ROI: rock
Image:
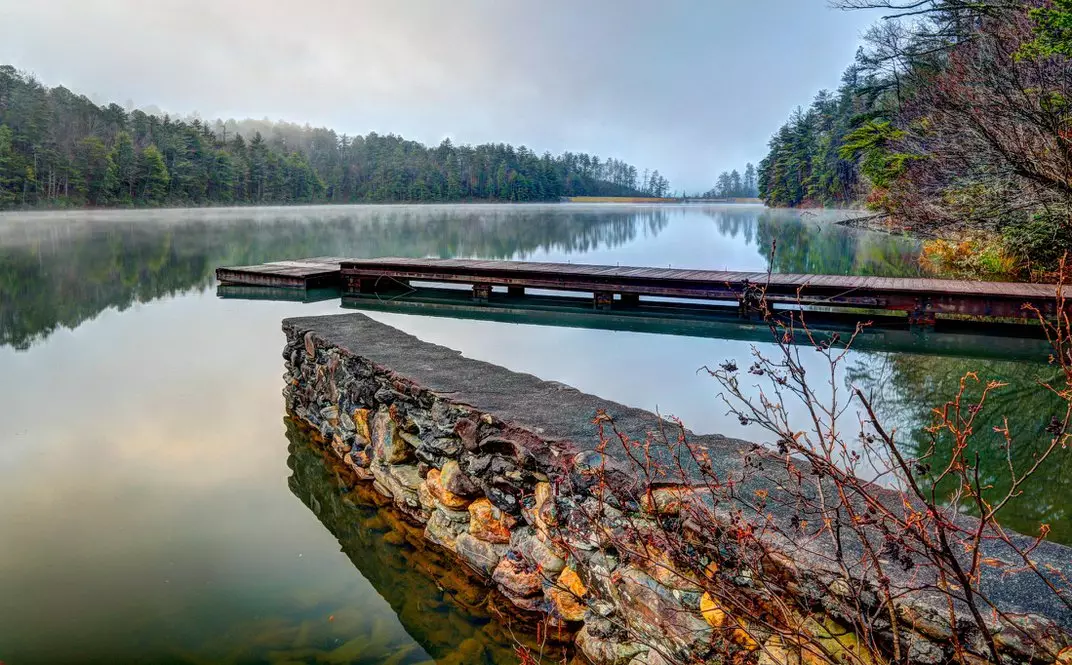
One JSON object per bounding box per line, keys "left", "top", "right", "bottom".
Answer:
{"left": 425, "top": 507, "right": 468, "bottom": 551}
{"left": 437, "top": 504, "right": 471, "bottom": 524}
{"left": 547, "top": 584, "right": 586, "bottom": 622}
{"left": 371, "top": 462, "right": 422, "bottom": 514}
{"left": 331, "top": 433, "right": 353, "bottom": 457}
{"left": 417, "top": 480, "right": 438, "bottom": 512}
{"left": 371, "top": 409, "right": 414, "bottom": 464}
{"left": 798, "top": 615, "right": 875, "bottom": 665}
{"left": 615, "top": 566, "right": 711, "bottom": 657}
{"left": 492, "top": 555, "right": 543, "bottom": 598}
{"left": 387, "top": 464, "right": 423, "bottom": 492}
{"left": 320, "top": 405, "right": 340, "bottom": 425}
{"left": 337, "top": 408, "right": 355, "bottom": 433}
{"left": 352, "top": 408, "right": 372, "bottom": 442}
{"left": 484, "top": 482, "right": 522, "bottom": 517}
{"left": 994, "top": 613, "right": 1067, "bottom": 658}
{"left": 574, "top": 450, "right": 608, "bottom": 475}
{"left": 585, "top": 612, "right": 621, "bottom": 639}
{"left": 441, "top": 460, "right": 481, "bottom": 497}
{"left": 426, "top": 469, "right": 472, "bottom": 510}
{"left": 454, "top": 532, "right": 508, "bottom": 578}
{"left": 904, "top": 633, "right": 945, "bottom": 665}
{"left": 1058, "top": 647, "right": 1072, "bottom": 665}
{"left": 629, "top": 651, "right": 672, "bottom": 665}
{"left": 454, "top": 418, "right": 479, "bottom": 450}
{"left": 640, "top": 485, "right": 699, "bottom": 516}
{"left": 468, "top": 498, "right": 514, "bottom": 544}
{"left": 304, "top": 331, "right": 316, "bottom": 358}
{"left": 345, "top": 454, "right": 375, "bottom": 481}
{"left": 700, "top": 592, "right": 726, "bottom": 629}
{"left": 635, "top": 542, "right": 702, "bottom": 592}
{"left": 757, "top": 636, "right": 802, "bottom": 665}
{"left": 575, "top": 626, "right": 647, "bottom": 665}
{"left": 522, "top": 481, "right": 556, "bottom": 536}
{"left": 897, "top": 604, "right": 953, "bottom": 641}
{"left": 574, "top": 550, "right": 620, "bottom": 601}
{"left": 559, "top": 566, "right": 588, "bottom": 597}
{"left": 348, "top": 446, "right": 372, "bottom": 468}
{"left": 512, "top": 528, "right": 565, "bottom": 580}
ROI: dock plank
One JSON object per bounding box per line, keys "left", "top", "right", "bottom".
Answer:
{"left": 216, "top": 256, "right": 1069, "bottom": 319}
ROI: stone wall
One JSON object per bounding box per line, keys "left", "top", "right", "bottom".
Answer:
{"left": 282, "top": 313, "right": 1072, "bottom": 665}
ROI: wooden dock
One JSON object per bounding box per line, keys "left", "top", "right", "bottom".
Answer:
{"left": 215, "top": 257, "right": 347, "bottom": 289}
{"left": 215, "top": 257, "right": 1070, "bottom": 322}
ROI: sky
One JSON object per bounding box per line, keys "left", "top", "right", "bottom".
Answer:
{"left": 0, "top": 0, "right": 878, "bottom": 192}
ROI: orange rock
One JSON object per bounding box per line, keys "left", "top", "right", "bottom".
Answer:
{"left": 731, "top": 626, "right": 759, "bottom": 651}
{"left": 559, "top": 566, "right": 588, "bottom": 598}
{"left": 352, "top": 408, "right": 371, "bottom": 442}
{"left": 468, "top": 498, "right": 513, "bottom": 544}
{"left": 426, "top": 469, "right": 472, "bottom": 510}
{"left": 547, "top": 584, "right": 587, "bottom": 622}
{"left": 700, "top": 592, "right": 727, "bottom": 629}
{"left": 1058, "top": 647, "right": 1072, "bottom": 665}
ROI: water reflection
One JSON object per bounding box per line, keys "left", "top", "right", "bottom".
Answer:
{"left": 3, "top": 203, "right": 1066, "bottom": 664}
{"left": 286, "top": 418, "right": 568, "bottom": 665}
{"left": 853, "top": 353, "right": 1072, "bottom": 542}
{"left": 0, "top": 204, "right": 916, "bottom": 350}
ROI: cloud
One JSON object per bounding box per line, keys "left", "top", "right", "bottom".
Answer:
{"left": 0, "top": 0, "right": 878, "bottom": 190}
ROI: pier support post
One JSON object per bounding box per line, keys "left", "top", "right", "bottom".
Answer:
{"left": 909, "top": 297, "right": 936, "bottom": 329}
{"left": 346, "top": 276, "right": 378, "bottom": 295}
{"left": 594, "top": 291, "right": 614, "bottom": 311}
{"left": 472, "top": 283, "right": 492, "bottom": 303}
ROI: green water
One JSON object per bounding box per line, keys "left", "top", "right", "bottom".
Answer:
{"left": 0, "top": 203, "right": 1066, "bottom": 664}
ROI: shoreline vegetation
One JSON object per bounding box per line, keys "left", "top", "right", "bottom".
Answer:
{"left": 757, "top": 0, "right": 1072, "bottom": 282}
{"left": 0, "top": 65, "right": 673, "bottom": 211}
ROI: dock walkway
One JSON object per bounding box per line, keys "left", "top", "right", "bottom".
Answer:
{"left": 216, "top": 257, "right": 1069, "bottom": 322}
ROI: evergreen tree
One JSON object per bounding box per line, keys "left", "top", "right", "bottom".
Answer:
{"left": 137, "top": 144, "right": 170, "bottom": 204}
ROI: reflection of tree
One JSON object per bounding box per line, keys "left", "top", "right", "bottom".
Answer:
{"left": 285, "top": 418, "right": 552, "bottom": 665}
{"left": 0, "top": 207, "right": 668, "bottom": 349}
{"left": 750, "top": 211, "right": 921, "bottom": 276}
{"left": 853, "top": 353, "right": 1072, "bottom": 543}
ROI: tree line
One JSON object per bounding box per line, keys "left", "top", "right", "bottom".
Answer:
{"left": 703, "top": 163, "right": 758, "bottom": 199}
{"left": 758, "top": 0, "right": 1072, "bottom": 273}
{"left": 0, "top": 65, "right": 667, "bottom": 208}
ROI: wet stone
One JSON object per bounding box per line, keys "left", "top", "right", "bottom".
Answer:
{"left": 512, "top": 528, "right": 566, "bottom": 580}
{"left": 371, "top": 409, "right": 414, "bottom": 464}
{"left": 468, "top": 498, "right": 514, "bottom": 544}
{"left": 453, "top": 418, "right": 480, "bottom": 450}
{"left": 492, "top": 555, "right": 544, "bottom": 598}
{"left": 576, "top": 626, "right": 647, "bottom": 665}
{"left": 441, "top": 460, "right": 481, "bottom": 497}
{"left": 455, "top": 533, "right": 508, "bottom": 579}
{"left": 425, "top": 507, "right": 468, "bottom": 551}
{"left": 426, "top": 469, "right": 472, "bottom": 510}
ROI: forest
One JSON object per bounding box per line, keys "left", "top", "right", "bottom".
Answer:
{"left": 702, "top": 163, "right": 759, "bottom": 199}
{"left": 758, "top": 0, "right": 1072, "bottom": 276}
{"left": 0, "top": 65, "right": 665, "bottom": 208}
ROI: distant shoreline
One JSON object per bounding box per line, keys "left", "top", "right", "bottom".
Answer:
{"left": 0, "top": 198, "right": 769, "bottom": 215}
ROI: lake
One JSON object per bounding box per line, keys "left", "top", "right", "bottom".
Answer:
{"left": 0, "top": 203, "right": 1066, "bottom": 664}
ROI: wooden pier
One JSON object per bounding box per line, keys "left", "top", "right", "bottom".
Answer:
{"left": 215, "top": 257, "right": 1070, "bottom": 322}
{"left": 215, "top": 257, "right": 347, "bottom": 289}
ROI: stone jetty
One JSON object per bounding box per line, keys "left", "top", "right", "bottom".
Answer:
{"left": 282, "top": 313, "right": 1072, "bottom": 665}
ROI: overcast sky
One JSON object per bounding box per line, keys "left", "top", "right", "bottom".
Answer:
{"left": 1, "top": 0, "right": 878, "bottom": 191}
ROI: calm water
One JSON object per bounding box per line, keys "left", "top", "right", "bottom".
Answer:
{"left": 0, "top": 204, "right": 1067, "bottom": 664}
